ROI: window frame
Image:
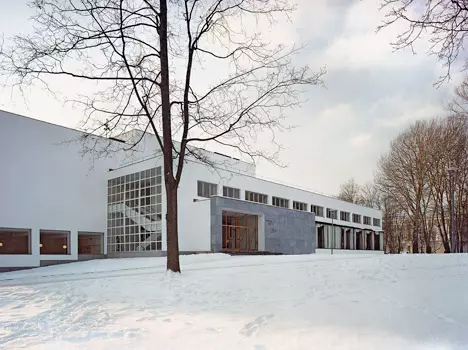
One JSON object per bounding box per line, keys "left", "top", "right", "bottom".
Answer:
{"left": 352, "top": 213, "right": 362, "bottom": 224}
{"left": 39, "top": 229, "right": 71, "bottom": 255}
{"left": 245, "top": 190, "right": 268, "bottom": 204}
{"left": 340, "top": 211, "right": 350, "bottom": 222}
{"left": 197, "top": 180, "right": 218, "bottom": 198}
{"left": 108, "top": 167, "right": 163, "bottom": 253}
{"left": 293, "top": 201, "right": 307, "bottom": 211}
{"left": 373, "top": 218, "right": 381, "bottom": 227}
{"left": 327, "top": 208, "right": 337, "bottom": 219}
{"left": 223, "top": 186, "right": 240, "bottom": 199}
{"left": 311, "top": 205, "right": 324, "bottom": 217}
{"left": 0, "top": 228, "right": 31, "bottom": 255}
{"left": 272, "top": 196, "right": 289, "bottom": 208}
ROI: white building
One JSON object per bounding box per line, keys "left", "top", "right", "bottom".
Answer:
{"left": 0, "top": 110, "right": 383, "bottom": 271}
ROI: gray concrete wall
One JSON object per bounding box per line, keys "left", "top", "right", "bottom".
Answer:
{"left": 210, "top": 196, "right": 316, "bottom": 254}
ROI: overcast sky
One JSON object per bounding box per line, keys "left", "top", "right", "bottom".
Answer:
{"left": 0, "top": 0, "right": 463, "bottom": 196}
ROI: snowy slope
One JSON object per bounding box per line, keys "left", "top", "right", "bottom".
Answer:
{"left": 1, "top": 253, "right": 467, "bottom": 350}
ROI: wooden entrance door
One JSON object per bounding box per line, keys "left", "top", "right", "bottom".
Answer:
{"left": 222, "top": 211, "right": 258, "bottom": 252}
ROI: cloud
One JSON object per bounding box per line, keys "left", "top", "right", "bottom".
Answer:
{"left": 350, "top": 133, "right": 373, "bottom": 148}
{"left": 311, "top": 0, "right": 437, "bottom": 71}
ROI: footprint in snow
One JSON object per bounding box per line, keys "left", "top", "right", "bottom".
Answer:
{"left": 254, "top": 345, "right": 268, "bottom": 350}
{"left": 240, "top": 314, "right": 275, "bottom": 337}
{"left": 205, "top": 327, "right": 221, "bottom": 333}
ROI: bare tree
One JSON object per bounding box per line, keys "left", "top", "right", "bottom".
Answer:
{"left": 376, "top": 113, "right": 468, "bottom": 254}
{"left": 378, "top": 0, "right": 468, "bottom": 85}
{"left": 380, "top": 194, "right": 407, "bottom": 253}
{"left": 337, "top": 178, "right": 362, "bottom": 204}
{"left": 0, "top": 0, "right": 325, "bottom": 272}
{"left": 377, "top": 120, "right": 439, "bottom": 253}
{"left": 360, "top": 181, "right": 381, "bottom": 209}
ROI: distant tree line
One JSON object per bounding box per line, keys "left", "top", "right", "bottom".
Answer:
{"left": 338, "top": 83, "right": 468, "bottom": 254}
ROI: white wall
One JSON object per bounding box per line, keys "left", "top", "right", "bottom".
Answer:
{"left": 185, "top": 199, "right": 211, "bottom": 251}
{"left": 1, "top": 110, "right": 383, "bottom": 267}
{"left": 177, "top": 158, "right": 382, "bottom": 242}
{"left": 0, "top": 111, "right": 121, "bottom": 267}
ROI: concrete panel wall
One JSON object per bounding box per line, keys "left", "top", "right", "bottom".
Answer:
{"left": 210, "top": 196, "right": 316, "bottom": 255}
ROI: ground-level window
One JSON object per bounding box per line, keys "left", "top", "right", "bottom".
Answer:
{"left": 272, "top": 196, "right": 289, "bottom": 208}
{"left": 0, "top": 228, "right": 31, "bottom": 254}
{"left": 245, "top": 190, "right": 268, "bottom": 204}
{"left": 340, "top": 211, "right": 350, "bottom": 222}
{"left": 373, "top": 218, "right": 381, "bottom": 227}
{"left": 352, "top": 214, "right": 361, "bottom": 223}
{"left": 293, "top": 201, "right": 307, "bottom": 211}
{"left": 78, "top": 232, "right": 103, "bottom": 254}
{"left": 223, "top": 186, "right": 240, "bottom": 199}
{"left": 40, "top": 230, "right": 70, "bottom": 255}
{"left": 311, "top": 205, "right": 324, "bottom": 217}
{"left": 363, "top": 216, "right": 371, "bottom": 225}
{"left": 197, "top": 181, "right": 218, "bottom": 198}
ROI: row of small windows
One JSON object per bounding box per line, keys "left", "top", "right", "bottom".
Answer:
{"left": 272, "top": 196, "right": 289, "bottom": 208}
{"left": 197, "top": 181, "right": 381, "bottom": 227}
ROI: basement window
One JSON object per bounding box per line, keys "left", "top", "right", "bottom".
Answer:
{"left": 40, "top": 230, "right": 70, "bottom": 255}
{"left": 0, "top": 229, "right": 31, "bottom": 255}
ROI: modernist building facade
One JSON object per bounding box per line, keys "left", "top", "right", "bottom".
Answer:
{"left": 0, "top": 110, "right": 383, "bottom": 270}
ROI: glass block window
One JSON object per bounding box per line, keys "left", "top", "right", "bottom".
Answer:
{"left": 107, "top": 167, "right": 162, "bottom": 253}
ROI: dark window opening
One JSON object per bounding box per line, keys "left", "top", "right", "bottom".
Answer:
{"left": 78, "top": 232, "right": 103, "bottom": 254}
{"left": 40, "top": 230, "right": 70, "bottom": 255}
{"left": 0, "top": 229, "right": 30, "bottom": 255}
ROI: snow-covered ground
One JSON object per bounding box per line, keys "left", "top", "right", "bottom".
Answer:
{"left": 1, "top": 254, "right": 467, "bottom": 350}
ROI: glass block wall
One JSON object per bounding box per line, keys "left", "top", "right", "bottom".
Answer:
{"left": 107, "top": 167, "right": 163, "bottom": 253}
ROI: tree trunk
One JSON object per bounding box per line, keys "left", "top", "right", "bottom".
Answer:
{"left": 159, "top": 0, "right": 181, "bottom": 272}
{"left": 412, "top": 227, "right": 419, "bottom": 254}
{"left": 166, "top": 184, "right": 180, "bottom": 272}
